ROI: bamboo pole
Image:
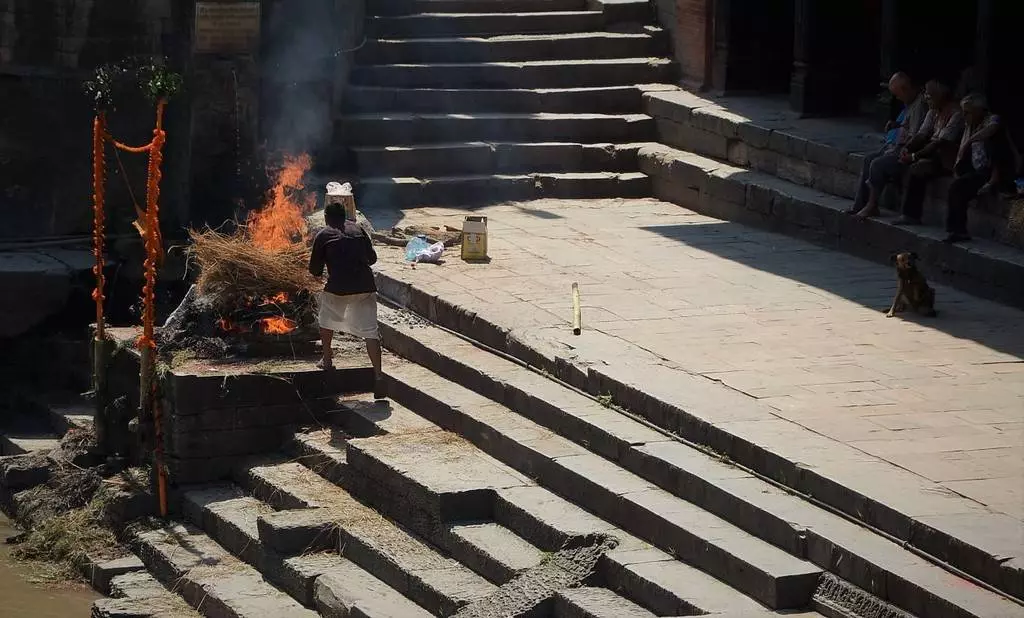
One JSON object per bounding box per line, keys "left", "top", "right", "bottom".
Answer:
{"left": 572, "top": 282, "right": 582, "bottom": 336}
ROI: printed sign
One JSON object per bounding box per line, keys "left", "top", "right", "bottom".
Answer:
{"left": 195, "top": 2, "right": 261, "bottom": 54}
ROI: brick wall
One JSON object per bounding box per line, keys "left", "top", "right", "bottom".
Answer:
{"left": 674, "top": 0, "right": 709, "bottom": 88}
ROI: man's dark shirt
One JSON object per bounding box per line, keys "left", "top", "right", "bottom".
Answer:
{"left": 309, "top": 225, "right": 378, "bottom": 296}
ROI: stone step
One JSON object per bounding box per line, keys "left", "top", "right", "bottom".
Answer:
{"left": 130, "top": 521, "right": 317, "bottom": 618}
{"left": 0, "top": 433, "right": 60, "bottom": 455}
{"left": 339, "top": 112, "right": 654, "bottom": 145}
{"left": 353, "top": 172, "right": 651, "bottom": 209}
{"left": 236, "top": 458, "right": 498, "bottom": 616}
{"left": 445, "top": 521, "right": 547, "bottom": 584}
{"left": 350, "top": 58, "right": 675, "bottom": 89}
{"left": 494, "top": 485, "right": 777, "bottom": 616}
{"left": 376, "top": 305, "right": 1024, "bottom": 618}
{"left": 344, "top": 377, "right": 821, "bottom": 610}
{"left": 327, "top": 392, "right": 794, "bottom": 616}
{"left": 353, "top": 142, "right": 641, "bottom": 176}
{"left": 92, "top": 569, "right": 202, "bottom": 618}
{"left": 636, "top": 140, "right": 1024, "bottom": 313}
{"left": 344, "top": 85, "right": 647, "bottom": 114}
{"left": 287, "top": 421, "right": 561, "bottom": 592}
{"left": 366, "top": 11, "right": 606, "bottom": 38}
{"left": 359, "top": 30, "right": 665, "bottom": 64}
{"left": 370, "top": 0, "right": 585, "bottom": 16}
{"left": 315, "top": 559, "right": 434, "bottom": 618}
{"left": 554, "top": 587, "right": 657, "bottom": 618}
{"left": 181, "top": 485, "right": 340, "bottom": 608}
{"left": 47, "top": 400, "right": 93, "bottom": 436}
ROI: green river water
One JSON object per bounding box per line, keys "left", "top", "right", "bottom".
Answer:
{"left": 0, "top": 512, "right": 99, "bottom": 618}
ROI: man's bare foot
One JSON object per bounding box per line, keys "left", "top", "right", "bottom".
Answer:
{"left": 316, "top": 355, "right": 334, "bottom": 370}
{"left": 855, "top": 205, "right": 880, "bottom": 218}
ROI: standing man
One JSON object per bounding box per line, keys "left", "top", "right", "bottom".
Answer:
{"left": 309, "top": 184, "right": 385, "bottom": 399}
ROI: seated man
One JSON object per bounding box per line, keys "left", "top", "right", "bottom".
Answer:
{"left": 892, "top": 80, "right": 964, "bottom": 225}
{"left": 850, "top": 72, "right": 928, "bottom": 216}
{"left": 945, "top": 93, "right": 1019, "bottom": 243}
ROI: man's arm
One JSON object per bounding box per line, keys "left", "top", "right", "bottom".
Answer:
{"left": 309, "top": 232, "right": 326, "bottom": 277}
{"left": 361, "top": 231, "right": 378, "bottom": 266}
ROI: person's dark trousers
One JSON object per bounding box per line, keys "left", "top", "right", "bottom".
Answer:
{"left": 852, "top": 148, "right": 884, "bottom": 210}
{"left": 900, "top": 158, "right": 943, "bottom": 221}
{"left": 946, "top": 169, "right": 989, "bottom": 235}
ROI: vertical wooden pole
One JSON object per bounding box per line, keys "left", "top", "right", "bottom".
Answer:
{"left": 572, "top": 283, "right": 582, "bottom": 336}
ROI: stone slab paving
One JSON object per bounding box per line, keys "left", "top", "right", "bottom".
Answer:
{"left": 365, "top": 197, "right": 1024, "bottom": 575}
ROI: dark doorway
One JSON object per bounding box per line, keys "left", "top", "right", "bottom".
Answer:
{"left": 890, "top": 0, "right": 978, "bottom": 88}
{"left": 713, "top": 0, "right": 795, "bottom": 94}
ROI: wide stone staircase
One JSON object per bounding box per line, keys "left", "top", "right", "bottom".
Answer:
{"left": 100, "top": 299, "right": 1024, "bottom": 618}
{"left": 338, "top": 0, "right": 675, "bottom": 207}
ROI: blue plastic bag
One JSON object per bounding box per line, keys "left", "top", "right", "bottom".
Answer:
{"left": 404, "top": 235, "right": 430, "bottom": 262}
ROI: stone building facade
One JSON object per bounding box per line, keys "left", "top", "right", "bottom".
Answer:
{"left": 662, "top": 0, "right": 1023, "bottom": 138}
{"left": 0, "top": 0, "right": 359, "bottom": 243}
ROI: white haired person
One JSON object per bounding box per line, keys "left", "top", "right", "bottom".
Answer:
{"left": 308, "top": 190, "right": 384, "bottom": 399}
{"left": 946, "top": 93, "right": 1019, "bottom": 243}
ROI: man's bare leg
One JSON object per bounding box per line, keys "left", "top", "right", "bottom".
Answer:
{"left": 856, "top": 189, "right": 880, "bottom": 218}
{"left": 319, "top": 328, "right": 334, "bottom": 369}
{"left": 366, "top": 338, "right": 385, "bottom": 398}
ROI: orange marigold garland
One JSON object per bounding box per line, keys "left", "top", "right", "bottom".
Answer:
{"left": 91, "top": 113, "right": 107, "bottom": 341}
{"left": 86, "top": 58, "right": 180, "bottom": 519}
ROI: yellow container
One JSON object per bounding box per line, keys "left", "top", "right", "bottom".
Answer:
{"left": 461, "top": 216, "right": 488, "bottom": 261}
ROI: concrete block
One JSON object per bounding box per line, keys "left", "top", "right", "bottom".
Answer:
{"left": 737, "top": 121, "right": 774, "bottom": 149}
{"left": 258, "top": 509, "right": 338, "bottom": 555}
{"left": 0, "top": 454, "right": 49, "bottom": 490}
{"left": 806, "top": 141, "right": 847, "bottom": 169}
{"left": 775, "top": 156, "right": 815, "bottom": 187}
{"left": 725, "top": 139, "right": 749, "bottom": 167}
{"left": 85, "top": 555, "right": 146, "bottom": 595}
{"left": 445, "top": 522, "right": 546, "bottom": 585}
{"left": 554, "top": 587, "right": 657, "bottom": 617}
{"left": 132, "top": 522, "right": 317, "bottom": 618}
{"left": 314, "top": 560, "right": 433, "bottom": 618}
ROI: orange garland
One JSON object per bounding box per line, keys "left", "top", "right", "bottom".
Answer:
{"left": 91, "top": 113, "right": 107, "bottom": 341}
{"left": 91, "top": 100, "right": 170, "bottom": 517}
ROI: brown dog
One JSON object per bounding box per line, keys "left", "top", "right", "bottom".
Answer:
{"left": 887, "top": 252, "right": 936, "bottom": 318}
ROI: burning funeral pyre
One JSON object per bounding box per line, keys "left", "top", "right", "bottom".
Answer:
{"left": 159, "top": 154, "right": 323, "bottom": 358}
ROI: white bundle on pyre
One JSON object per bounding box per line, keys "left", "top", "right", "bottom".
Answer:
{"left": 161, "top": 154, "right": 321, "bottom": 356}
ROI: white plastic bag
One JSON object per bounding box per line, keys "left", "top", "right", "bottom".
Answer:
{"left": 413, "top": 241, "right": 445, "bottom": 264}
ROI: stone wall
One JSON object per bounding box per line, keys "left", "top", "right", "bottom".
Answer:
{"left": 0, "top": 0, "right": 186, "bottom": 241}
{"left": 671, "top": 0, "right": 708, "bottom": 88}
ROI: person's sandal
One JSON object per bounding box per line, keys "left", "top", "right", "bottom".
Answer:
{"left": 316, "top": 357, "right": 334, "bottom": 370}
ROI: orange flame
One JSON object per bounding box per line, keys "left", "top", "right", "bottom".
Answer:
{"left": 261, "top": 291, "right": 289, "bottom": 305}
{"left": 218, "top": 318, "right": 241, "bottom": 333}
{"left": 260, "top": 316, "right": 297, "bottom": 335}
{"left": 246, "top": 153, "right": 315, "bottom": 251}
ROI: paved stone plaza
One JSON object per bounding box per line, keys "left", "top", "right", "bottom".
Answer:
{"left": 370, "top": 197, "right": 1024, "bottom": 548}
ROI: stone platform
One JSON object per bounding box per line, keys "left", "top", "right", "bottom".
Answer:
{"left": 103, "top": 327, "right": 375, "bottom": 486}
{"left": 366, "top": 197, "right": 1024, "bottom": 605}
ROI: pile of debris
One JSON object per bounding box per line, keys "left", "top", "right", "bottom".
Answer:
{"left": 158, "top": 155, "right": 322, "bottom": 360}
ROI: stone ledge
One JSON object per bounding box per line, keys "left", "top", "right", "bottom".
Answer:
{"left": 636, "top": 142, "right": 1024, "bottom": 310}
{"left": 644, "top": 88, "right": 1024, "bottom": 249}
{"left": 373, "top": 271, "right": 1024, "bottom": 605}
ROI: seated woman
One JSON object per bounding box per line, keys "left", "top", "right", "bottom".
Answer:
{"left": 309, "top": 196, "right": 385, "bottom": 399}
{"left": 945, "top": 93, "right": 1020, "bottom": 243}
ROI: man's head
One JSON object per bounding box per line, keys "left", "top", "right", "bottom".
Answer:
{"left": 888, "top": 72, "right": 917, "bottom": 103}
{"left": 961, "top": 92, "right": 989, "bottom": 125}
{"left": 324, "top": 201, "right": 346, "bottom": 229}
{"left": 924, "top": 80, "right": 953, "bottom": 110}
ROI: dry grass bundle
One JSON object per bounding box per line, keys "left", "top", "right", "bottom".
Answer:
{"left": 188, "top": 228, "right": 319, "bottom": 310}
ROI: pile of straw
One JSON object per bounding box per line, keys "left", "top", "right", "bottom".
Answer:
{"left": 187, "top": 228, "right": 319, "bottom": 310}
